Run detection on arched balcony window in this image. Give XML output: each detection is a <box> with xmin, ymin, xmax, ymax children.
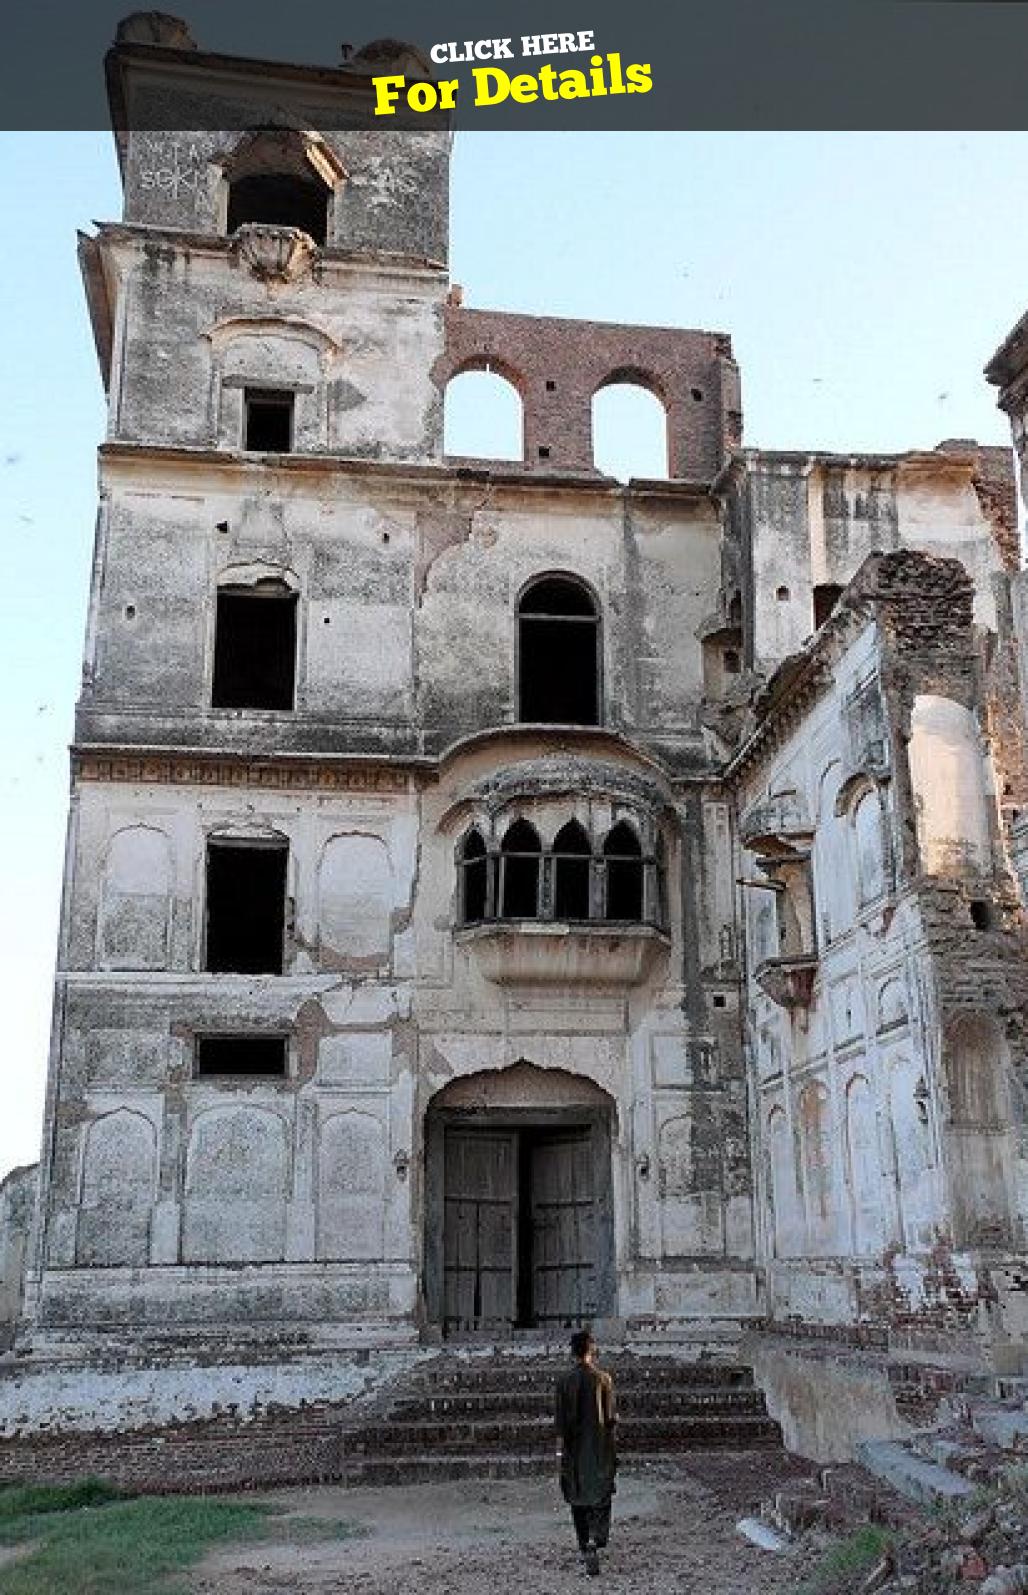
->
<box><xmin>552</xmin><ymin>820</ymin><xmax>592</xmax><ymax>920</ymax></box>
<box><xmin>602</xmin><ymin>821</ymin><xmax>643</xmax><ymax>921</ymax></box>
<box><xmin>458</xmin><ymin>828</ymin><xmax>489</xmax><ymax>924</ymax></box>
<box><xmin>517</xmin><ymin>576</ymin><xmax>600</xmax><ymax>726</ymax></box>
<box><xmin>456</xmin><ymin>814</ymin><xmax>662</xmax><ymax>931</ymax></box>
<box><xmin>499</xmin><ymin>819</ymin><xmax>541</xmax><ymax>919</ymax></box>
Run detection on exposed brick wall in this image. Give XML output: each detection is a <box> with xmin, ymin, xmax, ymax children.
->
<box><xmin>0</xmin><ymin>1401</ymin><xmax>354</xmax><ymax>1494</ymax></box>
<box><xmin>435</xmin><ymin>304</ymin><xmax>740</xmax><ymax>480</ymax></box>
<box><xmin>0</xmin><ymin>1356</ymin><xmax>781</xmax><ymax>1492</ymax></box>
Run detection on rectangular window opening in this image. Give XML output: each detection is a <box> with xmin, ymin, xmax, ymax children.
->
<box><xmin>196</xmin><ymin>1035</ymin><xmax>288</xmax><ymax>1078</ymax></box>
<box><xmin>244</xmin><ymin>388</ymin><xmax>295</xmax><ymax>453</ymax></box>
<box><xmin>211</xmin><ymin>588</ymin><xmax>297</xmax><ymax>710</ymax></box>
<box><xmin>205</xmin><ymin>839</ymin><xmax>287</xmax><ymax>974</ymax></box>
<box><xmin>813</xmin><ymin>582</ymin><xmax>844</xmax><ymax>631</ymax></box>
<box><xmin>519</xmin><ymin>617</ymin><xmax>599</xmax><ymax>725</ymax></box>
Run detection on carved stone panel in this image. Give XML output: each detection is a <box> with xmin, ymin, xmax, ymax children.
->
<box><xmin>182</xmin><ymin>1106</ymin><xmax>289</xmax><ymax>1263</ymax></box>
<box><xmin>77</xmin><ymin>1109</ymin><xmax>156</xmax><ymax>1267</ymax></box>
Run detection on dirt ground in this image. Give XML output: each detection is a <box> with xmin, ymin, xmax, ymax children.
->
<box><xmin>193</xmin><ymin>1451</ymin><xmax>824</xmax><ymax>1594</ymax></box>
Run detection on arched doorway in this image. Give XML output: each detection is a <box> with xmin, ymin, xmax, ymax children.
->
<box><xmin>424</xmin><ymin>1063</ymin><xmax>616</xmax><ymax>1335</ymax></box>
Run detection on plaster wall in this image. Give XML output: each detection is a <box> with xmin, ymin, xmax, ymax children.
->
<box><xmin>738</xmin><ymin>600</ymin><xmax>1028</xmax><ymax>1347</ymax></box>
<box><xmin>102</xmin><ymin>236</ymin><xmax>447</xmax><ymax>462</ymax></box>
<box><xmin>742</xmin><ymin>453</ymin><xmax>1011</xmax><ymax>673</ymax></box>
<box><xmin>82</xmin><ymin>457</ymin><xmax>721</xmax><ymax>771</ymax></box>
<box><xmin>0</xmin><ymin>1168</ymin><xmax>37</xmax><ymax>1345</ymax></box>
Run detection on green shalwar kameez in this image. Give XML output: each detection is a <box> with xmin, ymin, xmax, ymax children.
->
<box><xmin>554</xmin><ymin>1362</ymin><xmax>617</xmax><ymax>1552</ymax></box>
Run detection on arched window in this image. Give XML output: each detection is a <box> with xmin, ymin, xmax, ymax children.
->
<box><xmin>517</xmin><ymin>575</ymin><xmax>600</xmax><ymax>725</ymax></box>
<box><xmin>603</xmin><ymin>821</ymin><xmax>643</xmax><ymax>920</ymax></box>
<box><xmin>853</xmin><ymin>788</ymin><xmax>886</xmax><ymax>905</ymax></box>
<box><xmin>224</xmin><ymin>131</ymin><xmax>335</xmax><ymax>245</ymax></box>
<box><xmin>814</xmin><ymin>761</ymin><xmax>853</xmax><ymax>946</ymax></box>
<box><xmin>592</xmin><ymin>380</ymin><xmax>668</xmax><ymax>480</ymax></box>
<box><xmin>499</xmin><ymin>820</ymin><xmax>541</xmax><ymax>919</ymax></box>
<box><xmin>458</xmin><ymin>829</ymin><xmax>489</xmax><ymax>925</ymax></box>
<box><xmin>455</xmin><ymin>812</ymin><xmax>661</xmax><ymax>931</ymax></box>
<box><xmin>553</xmin><ymin>821</ymin><xmax>592</xmax><ymax>920</ymax></box>
<box><xmin>444</xmin><ymin>368</ymin><xmax>523</xmax><ymax>461</ymax></box>
<box><xmin>799</xmin><ymin>1080</ymin><xmax>833</xmax><ymax>1249</ymax></box>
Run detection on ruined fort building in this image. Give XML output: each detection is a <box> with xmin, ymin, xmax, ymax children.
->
<box><xmin>9</xmin><ymin>16</ymin><xmax>1028</xmax><ymax>1397</ymax></box>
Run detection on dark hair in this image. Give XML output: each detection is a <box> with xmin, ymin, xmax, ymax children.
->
<box><xmin>570</xmin><ymin>1328</ymin><xmax>595</xmax><ymax>1359</ymax></box>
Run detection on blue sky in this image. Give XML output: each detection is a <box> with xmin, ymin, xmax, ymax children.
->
<box><xmin>2</xmin><ymin>129</ymin><xmax>1027</xmax><ymax>1177</ymax></box>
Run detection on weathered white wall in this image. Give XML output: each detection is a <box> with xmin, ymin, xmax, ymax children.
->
<box><xmin>740</xmin><ymin>612</ymin><xmax>1028</xmax><ymax>1333</ymax></box>
<box><xmin>745</xmin><ymin>452</ymin><xmax>1008</xmax><ymax>673</ymax></box>
<box><xmin>909</xmin><ymin>695</ymin><xmax>992</xmax><ymax>878</ymax></box>
<box><xmin>36</xmin><ymin>458</ymin><xmax>755</xmax><ymax>1342</ymax></box>
<box><xmin>743</xmin><ymin>626</ymin><xmax>937</xmax><ymax>1313</ymax></box>
<box><xmin>0</xmin><ymin>1166</ymin><xmax>37</xmax><ymax>1343</ymax></box>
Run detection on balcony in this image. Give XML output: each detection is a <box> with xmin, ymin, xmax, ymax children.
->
<box><xmin>455</xmin><ymin>920</ymin><xmax>669</xmax><ymax>986</ymax></box>
<box><xmin>754</xmin><ymin>953</ymin><xmax>818</xmax><ymax>1012</ymax></box>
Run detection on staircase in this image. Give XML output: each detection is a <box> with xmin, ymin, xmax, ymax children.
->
<box><xmin>858</xmin><ymin>1384</ymin><xmax>1028</xmax><ymax>1506</ymax></box>
<box><xmin>339</xmin><ymin>1352</ymin><xmax>782</xmax><ymax>1484</ymax></box>
<box><xmin>0</xmin><ymin>1350</ymin><xmax>782</xmax><ymax>1494</ymax></box>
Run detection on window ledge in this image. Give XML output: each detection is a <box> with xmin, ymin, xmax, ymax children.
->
<box><xmin>454</xmin><ymin>920</ymin><xmax>669</xmax><ymax>986</ymax></box>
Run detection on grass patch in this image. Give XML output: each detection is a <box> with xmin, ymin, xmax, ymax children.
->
<box><xmin>0</xmin><ymin>1486</ymin><xmax>323</xmax><ymax>1595</ymax></box>
<box><xmin>0</xmin><ymin>1481</ymin><xmax>123</xmax><ymax>1523</ymax></box>
<box><xmin>0</xmin><ymin>1478</ymin><xmax>365</xmax><ymax>1594</ymax></box>
<box><xmin>794</xmin><ymin>1525</ymin><xmax>892</xmax><ymax>1595</ymax></box>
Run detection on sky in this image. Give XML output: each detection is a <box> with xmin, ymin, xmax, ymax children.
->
<box><xmin>2</xmin><ymin>129</ymin><xmax>1028</xmax><ymax>1179</ymax></box>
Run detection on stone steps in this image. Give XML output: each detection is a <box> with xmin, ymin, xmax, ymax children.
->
<box><xmin>969</xmin><ymin>1403</ymin><xmax>1028</xmax><ymax>1450</ymax></box>
<box><xmin>392</xmin><ymin>1385</ymin><xmax>766</xmax><ymax>1420</ymax></box>
<box><xmin>407</xmin><ymin>1358</ymin><xmax>754</xmax><ymax>1395</ymax></box>
<box><xmin>341</xmin><ymin>1352</ymin><xmax>782</xmax><ymax>1478</ymax></box>
<box><xmin>350</xmin><ymin>1412</ymin><xmax>780</xmax><ymax>1458</ymax></box>
<box><xmin>854</xmin><ymin>1387</ymin><xmax>1028</xmax><ymax>1518</ymax></box>
<box><xmin>339</xmin><ymin>1449</ymin><xmax>748</xmax><ymax>1487</ymax></box>
<box><xmin>856</xmin><ymin>1439</ymin><xmax>976</xmax><ymax>1505</ymax></box>
<box><xmin>0</xmin><ymin>1349</ymin><xmax>782</xmax><ymax>1493</ymax></box>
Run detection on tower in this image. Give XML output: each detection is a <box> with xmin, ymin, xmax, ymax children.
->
<box><xmin>27</xmin><ymin>14</ymin><xmax>755</xmax><ymax>1356</ymax></box>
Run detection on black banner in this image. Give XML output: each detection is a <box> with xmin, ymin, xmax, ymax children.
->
<box><xmin>4</xmin><ymin>1</ymin><xmax>1028</xmax><ymax>131</ymax></box>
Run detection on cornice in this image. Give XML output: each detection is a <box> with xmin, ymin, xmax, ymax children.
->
<box><xmin>97</xmin><ymin>441</ymin><xmax>717</xmax><ymax>504</ymax></box>
<box><xmin>72</xmin><ymin>737</ymin><xmax>728</xmax><ymax>797</ymax></box>
<box><xmin>89</xmin><ymin>223</ymin><xmax>449</xmax><ymax>282</ymax></box>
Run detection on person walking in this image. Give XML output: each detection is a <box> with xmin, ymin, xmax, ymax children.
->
<box><xmin>554</xmin><ymin>1328</ymin><xmax>617</xmax><ymax>1576</ymax></box>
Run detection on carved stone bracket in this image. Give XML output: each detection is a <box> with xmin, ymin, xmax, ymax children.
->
<box><xmin>739</xmin><ymin>794</ymin><xmax>813</xmax><ymax>858</ymax></box>
<box><xmin>755</xmin><ymin>954</ymin><xmax>818</xmax><ymax>1012</ymax></box>
<box><xmin>231</xmin><ymin>224</ymin><xmax>318</xmax><ymax>282</ymax></box>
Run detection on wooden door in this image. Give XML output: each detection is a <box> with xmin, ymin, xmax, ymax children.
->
<box><xmin>443</xmin><ymin>1129</ymin><xmax>517</xmax><ymax>1331</ymax></box>
<box><xmin>529</xmin><ymin>1130</ymin><xmax>597</xmax><ymax>1326</ymax></box>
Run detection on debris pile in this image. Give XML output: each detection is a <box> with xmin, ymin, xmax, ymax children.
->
<box><xmin>860</xmin><ymin>1468</ymin><xmax>1028</xmax><ymax>1592</ymax></box>
<box><xmin>748</xmin><ymin>1390</ymin><xmax>1028</xmax><ymax>1592</ymax></box>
